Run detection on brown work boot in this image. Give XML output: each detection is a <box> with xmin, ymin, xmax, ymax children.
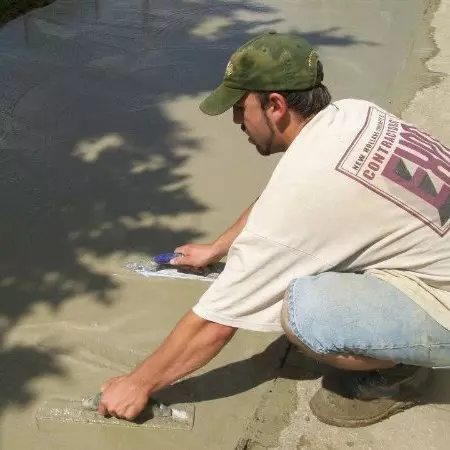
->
<box><xmin>309</xmin><ymin>364</ymin><xmax>431</xmax><ymax>427</ymax></box>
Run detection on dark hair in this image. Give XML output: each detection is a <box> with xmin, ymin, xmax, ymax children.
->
<box><xmin>258</xmin><ymin>83</ymin><xmax>331</xmax><ymax>119</ymax></box>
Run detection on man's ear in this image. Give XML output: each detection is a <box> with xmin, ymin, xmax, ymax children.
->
<box><xmin>266</xmin><ymin>93</ymin><xmax>288</xmax><ymax>124</ymax></box>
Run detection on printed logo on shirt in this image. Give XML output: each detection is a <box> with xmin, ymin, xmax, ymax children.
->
<box><xmin>336</xmin><ymin>106</ymin><xmax>450</xmax><ymax>236</ymax></box>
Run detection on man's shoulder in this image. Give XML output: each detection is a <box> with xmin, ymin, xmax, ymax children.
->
<box><xmin>332</xmin><ymin>98</ymin><xmax>380</xmax><ymax>110</ymax></box>
<box><xmin>316</xmin><ymin>98</ymin><xmax>400</xmax><ymax>130</ymax></box>
<box><xmin>298</xmin><ymin>99</ymin><xmax>385</xmax><ymax>137</ymax></box>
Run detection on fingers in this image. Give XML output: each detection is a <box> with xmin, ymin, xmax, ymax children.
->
<box><xmin>122</xmin><ymin>408</ymin><xmax>140</xmax><ymax>421</ymax></box>
<box><xmin>97</xmin><ymin>402</ymin><xmax>108</xmax><ymax>416</ymax></box>
<box><xmin>171</xmin><ymin>244</ymin><xmax>211</xmax><ymax>268</ymax></box>
<box><xmin>171</xmin><ymin>247</ymin><xmax>189</xmax><ymax>265</ymax></box>
<box><xmin>171</xmin><ymin>253</ymin><xmax>202</xmax><ymax>269</ymax></box>
<box><xmin>96</xmin><ymin>374</ymin><xmax>148</xmax><ymax>421</ymax></box>
<box><xmin>174</xmin><ymin>245</ymin><xmax>189</xmax><ymax>254</ymax></box>
<box><xmin>98</xmin><ymin>376</ymin><xmax>123</xmax><ymax>417</ymax></box>
<box><xmin>170</xmin><ymin>254</ymin><xmax>185</xmax><ymax>265</ymax></box>
<box><xmin>98</xmin><ymin>402</ymin><xmax>138</xmax><ymax>421</ymax></box>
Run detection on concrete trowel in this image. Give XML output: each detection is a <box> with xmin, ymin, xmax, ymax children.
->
<box><xmin>36</xmin><ymin>392</ymin><xmax>195</xmax><ymax>431</ymax></box>
<box><xmin>125</xmin><ymin>252</ymin><xmax>224</xmax><ymax>282</ymax></box>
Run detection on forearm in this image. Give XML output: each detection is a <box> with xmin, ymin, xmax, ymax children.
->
<box><xmin>131</xmin><ymin>311</ymin><xmax>236</xmax><ymax>395</ymax></box>
<box><xmin>212</xmin><ymin>197</ymin><xmax>258</xmax><ymax>257</ymax></box>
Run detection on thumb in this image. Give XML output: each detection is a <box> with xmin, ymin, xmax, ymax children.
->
<box><xmin>170</xmin><ymin>253</ymin><xmax>186</xmax><ymax>265</ymax></box>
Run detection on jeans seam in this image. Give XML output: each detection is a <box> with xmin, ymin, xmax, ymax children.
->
<box><xmin>346</xmin><ymin>343</ymin><xmax>450</xmax><ymax>351</ymax></box>
<box><xmin>344</xmin><ymin>344</ymin><xmax>436</xmax><ymax>351</ymax></box>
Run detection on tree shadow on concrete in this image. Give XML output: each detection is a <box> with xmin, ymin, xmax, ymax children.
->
<box><xmin>0</xmin><ymin>0</ymin><xmax>378</xmax><ymax>417</ymax></box>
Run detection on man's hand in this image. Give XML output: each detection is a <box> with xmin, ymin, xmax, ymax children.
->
<box><xmin>98</xmin><ymin>373</ymin><xmax>150</xmax><ymax>421</ymax></box>
<box><xmin>97</xmin><ymin>312</ymin><xmax>235</xmax><ymax>422</ymax></box>
<box><xmin>170</xmin><ymin>199</ymin><xmax>257</xmax><ymax>269</ymax></box>
<box><xmin>171</xmin><ymin>243</ymin><xmax>223</xmax><ymax>268</ymax></box>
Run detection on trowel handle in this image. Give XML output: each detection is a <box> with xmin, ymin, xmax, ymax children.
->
<box><xmin>82</xmin><ymin>392</ymin><xmax>174</xmax><ymax>418</ymax></box>
<box><xmin>153</xmin><ymin>252</ymin><xmax>183</xmax><ymax>265</ymax></box>
<box><xmin>82</xmin><ymin>392</ymin><xmax>103</xmax><ymax>411</ymax></box>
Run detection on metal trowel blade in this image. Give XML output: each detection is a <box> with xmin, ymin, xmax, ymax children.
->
<box><xmin>35</xmin><ymin>397</ymin><xmax>194</xmax><ymax>431</ymax></box>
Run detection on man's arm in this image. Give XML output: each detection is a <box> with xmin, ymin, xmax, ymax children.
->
<box><xmin>172</xmin><ymin>198</ymin><xmax>258</xmax><ymax>268</ymax></box>
<box><xmin>98</xmin><ymin>311</ymin><xmax>236</xmax><ymax>420</ymax></box>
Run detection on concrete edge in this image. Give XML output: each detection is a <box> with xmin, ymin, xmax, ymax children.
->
<box><xmin>390</xmin><ymin>0</ymin><xmax>442</xmax><ymax>116</ymax></box>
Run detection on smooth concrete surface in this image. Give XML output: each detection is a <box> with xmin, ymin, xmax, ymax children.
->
<box><xmin>0</xmin><ymin>0</ymin><xmax>446</xmax><ymax>449</ymax></box>
<box><xmin>1</xmin><ymin>275</ymin><xmax>289</xmax><ymax>449</ymax></box>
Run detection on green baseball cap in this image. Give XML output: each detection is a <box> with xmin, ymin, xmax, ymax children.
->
<box><xmin>200</xmin><ymin>32</ymin><xmax>324</xmax><ymax>116</ymax></box>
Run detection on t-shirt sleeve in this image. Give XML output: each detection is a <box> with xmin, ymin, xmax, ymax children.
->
<box><xmin>192</xmin><ymin>225</ymin><xmax>332</xmax><ymax>332</ymax></box>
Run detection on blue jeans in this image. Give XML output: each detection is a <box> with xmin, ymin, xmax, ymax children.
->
<box><xmin>284</xmin><ymin>272</ymin><xmax>450</xmax><ymax>368</ymax></box>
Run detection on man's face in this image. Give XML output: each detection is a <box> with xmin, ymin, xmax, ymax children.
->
<box><xmin>232</xmin><ymin>93</ymin><xmax>282</xmax><ymax>156</ymax></box>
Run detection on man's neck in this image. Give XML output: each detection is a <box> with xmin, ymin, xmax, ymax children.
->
<box><xmin>283</xmin><ymin>111</ymin><xmax>317</xmax><ymax>148</ymax></box>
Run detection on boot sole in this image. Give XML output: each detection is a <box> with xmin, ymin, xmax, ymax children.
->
<box><xmin>310</xmin><ymin>367</ymin><xmax>432</xmax><ymax>428</ymax></box>
<box><xmin>309</xmin><ymin>397</ymin><xmax>421</xmax><ymax>428</ymax></box>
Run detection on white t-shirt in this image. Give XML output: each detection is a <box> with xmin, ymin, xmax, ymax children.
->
<box><xmin>193</xmin><ymin>99</ymin><xmax>450</xmax><ymax>332</ymax></box>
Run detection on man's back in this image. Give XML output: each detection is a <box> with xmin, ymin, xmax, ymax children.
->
<box><xmin>195</xmin><ymin>99</ymin><xmax>450</xmax><ymax>331</ymax></box>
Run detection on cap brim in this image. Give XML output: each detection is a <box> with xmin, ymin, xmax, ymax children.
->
<box><xmin>199</xmin><ymin>84</ymin><xmax>246</xmax><ymax>116</ymax></box>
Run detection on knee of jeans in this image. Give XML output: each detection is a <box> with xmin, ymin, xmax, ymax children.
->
<box><xmin>281</xmin><ymin>284</ymin><xmax>308</xmax><ymax>348</ymax></box>
<box><xmin>285</xmin><ymin>277</ymin><xmax>341</xmax><ymax>354</ymax></box>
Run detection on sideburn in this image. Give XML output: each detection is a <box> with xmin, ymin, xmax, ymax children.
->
<box><xmin>262</xmin><ymin>109</ymin><xmax>276</xmax><ymax>152</ymax></box>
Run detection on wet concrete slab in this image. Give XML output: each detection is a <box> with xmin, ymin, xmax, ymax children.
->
<box><xmin>0</xmin><ymin>0</ymin><xmax>438</xmax><ymax>449</ymax></box>
<box><xmin>1</xmin><ymin>274</ymin><xmax>287</xmax><ymax>449</ymax></box>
